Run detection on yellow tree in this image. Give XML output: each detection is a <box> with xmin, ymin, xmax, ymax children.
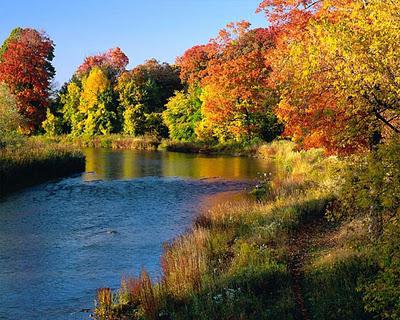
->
<box><xmin>80</xmin><ymin>67</ymin><xmax>110</xmax><ymax>112</ymax></box>
<box><xmin>270</xmin><ymin>0</ymin><xmax>400</xmax><ymax>153</ymax></box>
<box><xmin>78</xmin><ymin>67</ymin><xmax>116</xmax><ymax>135</ymax></box>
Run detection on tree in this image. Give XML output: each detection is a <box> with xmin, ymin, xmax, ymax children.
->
<box><xmin>163</xmin><ymin>88</ymin><xmax>203</xmax><ymax>141</ymax></box>
<box><xmin>76</xmin><ymin>47</ymin><xmax>129</xmax><ymax>80</ymax></box>
<box><xmin>267</xmin><ymin>0</ymin><xmax>400</xmax><ymax>153</ymax></box>
<box><xmin>199</xmin><ymin>22</ymin><xmax>280</xmax><ymax>142</ymax></box>
<box><xmin>176</xmin><ymin>44</ymin><xmax>216</xmax><ymax>86</ymax></box>
<box><xmin>0</xmin><ymin>28</ymin><xmax>55</xmax><ymax>131</ymax></box>
<box><xmin>76</xmin><ymin>67</ymin><xmax>117</xmax><ymax>135</ymax></box>
<box><xmin>42</xmin><ymin>108</ymin><xmax>63</xmax><ymax>136</ymax></box>
<box><xmin>0</xmin><ymin>84</ymin><xmax>25</xmax><ymax>144</ymax></box>
<box><xmin>60</xmin><ymin>81</ymin><xmax>82</xmax><ymax>134</ymax></box>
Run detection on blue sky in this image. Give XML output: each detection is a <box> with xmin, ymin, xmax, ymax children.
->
<box><xmin>0</xmin><ymin>0</ymin><xmax>267</xmax><ymax>86</ymax></box>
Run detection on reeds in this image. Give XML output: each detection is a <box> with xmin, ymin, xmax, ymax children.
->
<box><xmin>0</xmin><ymin>138</ymin><xmax>85</xmax><ymax>196</ymax></box>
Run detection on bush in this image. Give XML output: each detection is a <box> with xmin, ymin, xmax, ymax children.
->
<box><xmin>335</xmin><ymin>139</ymin><xmax>400</xmax><ymax>238</ymax></box>
<box><xmin>361</xmin><ymin>217</ymin><xmax>400</xmax><ymax>320</ymax></box>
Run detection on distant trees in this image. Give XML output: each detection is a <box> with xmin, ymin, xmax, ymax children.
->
<box><xmin>0</xmin><ymin>28</ymin><xmax>55</xmax><ymax>132</ymax></box>
<box><xmin>165</xmin><ymin>21</ymin><xmax>282</xmax><ymax>143</ymax></box>
<box><xmin>53</xmin><ymin>49</ymin><xmax>181</xmax><ymax>137</ymax></box>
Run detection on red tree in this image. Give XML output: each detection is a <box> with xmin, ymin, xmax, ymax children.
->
<box><xmin>0</xmin><ymin>28</ymin><xmax>55</xmax><ymax>131</ymax></box>
<box><xmin>76</xmin><ymin>47</ymin><xmax>129</xmax><ymax>79</ymax></box>
<box><xmin>176</xmin><ymin>44</ymin><xmax>216</xmax><ymax>86</ymax></box>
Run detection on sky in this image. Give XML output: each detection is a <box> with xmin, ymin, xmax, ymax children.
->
<box><xmin>0</xmin><ymin>0</ymin><xmax>267</xmax><ymax>86</ymax></box>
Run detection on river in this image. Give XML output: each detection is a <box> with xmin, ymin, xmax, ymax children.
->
<box><xmin>0</xmin><ymin>149</ymin><xmax>271</xmax><ymax>320</ymax></box>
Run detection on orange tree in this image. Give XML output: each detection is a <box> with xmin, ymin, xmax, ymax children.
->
<box><xmin>259</xmin><ymin>0</ymin><xmax>400</xmax><ymax>154</ymax></box>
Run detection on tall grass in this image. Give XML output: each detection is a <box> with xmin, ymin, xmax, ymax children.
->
<box><xmin>94</xmin><ymin>140</ymin><xmax>341</xmax><ymax>319</ymax></box>
<box><xmin>39</xmin><ymin>134</ymin><xmax>161</xmax><ymax>150</ymax></box>
<box><xmin>160</xmin><ymin>139</ymin><xmax>261</xmax><ymax>156</ymax></box>
<box><xmin>0</xmin><ymin>137</ymin><xmax>85</xmax><ymax>196</ymax></box>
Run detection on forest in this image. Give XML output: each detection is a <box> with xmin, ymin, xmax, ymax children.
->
<box><xmin>0</xmin><ymin>0</ymin><xmax>399</xmax><ymax>319</ymax></box>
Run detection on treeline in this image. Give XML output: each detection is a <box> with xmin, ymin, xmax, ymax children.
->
<box><xmin>0</xmin><ymin>24</ymin><xmax>283</xmax><ymax>144</ymax></box>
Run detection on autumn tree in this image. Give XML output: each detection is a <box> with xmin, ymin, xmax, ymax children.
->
<box><xmin>77</xmin><ymin>67</ymin><xmax>117</xmax><ymax>135</ymax></box>
<box><xmin>76</xmin><ymin>47</ymin><xmax>129</xmax><ymax>80</ymax></box>
<box><xmin>264</xmin><ymin>0</ymin><xmax>400</xmax><ymax>153</ymax></box>
<box><xmin>0</xmin><ymin>84</ymin><xmax>26</xmax><ymax>144</ymax></box>
<box><xmin>198</xmin><ymin>22</ymin><xmax>281</xmax><ymax>142</ymax></box>
<box><xmin>0</xmin><ymin>28</ymin><xmax>55</xmax><ymax>131</ymax></box>
<box><xmin>176</xmin><ymin>44</ymin><xmax>216</xmax><ymax>86</ymax></box>
<box><xmin>58</xmin><ymin>48</ymin><xmax>129</xmax><ymax>135</ymax></box>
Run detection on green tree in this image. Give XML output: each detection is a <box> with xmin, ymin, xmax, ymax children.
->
<box><xmin>163</xmin><ymin>88</ymin><xmax>202</xmax><ymax>141</ymax></box>
<box><xmin>42</xmin><ymin>108</ymin><xmax>63</xmax><ymax>136</ymax></box>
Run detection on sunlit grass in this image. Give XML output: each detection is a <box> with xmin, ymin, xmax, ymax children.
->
<box><xmin>94</xmin><ymin>140</ymin><xmax>339</xmax><ymax>319</ymax></box>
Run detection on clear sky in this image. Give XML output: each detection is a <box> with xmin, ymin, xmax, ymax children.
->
<box><xmin>0</xmin><ymin>0</ymin><xmax>267</xmax><ymax>86</ymax></box>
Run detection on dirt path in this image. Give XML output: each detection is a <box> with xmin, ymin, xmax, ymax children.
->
<box><xmin>288</xmin><ymin>218</ymin><xmax>331</xmax><ymax>320</ymax></box>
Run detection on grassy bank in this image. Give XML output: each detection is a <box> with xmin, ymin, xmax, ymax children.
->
<box><xmin>160</xmin><ymin>140</ymin><xmax>262</xmax><ymax>156</ymax></box>
<box><xmin>41</xmin><ymin>134</ymin><xmax>161</xmax><ymax>151</ymax></box>
<box><xmin>93</xmin><ymin>141</ymin><xmax>375</xmax><ymax>320</ymax></box>
<box><xmin>0</xmin><ymin>137</ymin><xmax>85</xmax><ymax>197</ymax></box>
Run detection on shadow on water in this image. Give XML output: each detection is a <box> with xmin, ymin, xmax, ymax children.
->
<box><xmin>0</xmin><ymin>149</ymin><xmax>272</xmax><ymax>320</ymax></box>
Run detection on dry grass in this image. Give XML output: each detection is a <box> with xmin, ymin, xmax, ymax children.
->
<box><xmin>93</xmin><ymin>141</ymin><xmax>342</xmax><ymax>320</ymax></box>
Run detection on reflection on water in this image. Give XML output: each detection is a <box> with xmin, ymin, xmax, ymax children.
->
<box><xmin>0</xmin><ymin>149</ymin><xmax>272</xmax><ymax>320</ymax></box>
<box><xmin>83</xmin><ymin>148</ymin><xmax>272</xmax><ymax>181</ymax></box>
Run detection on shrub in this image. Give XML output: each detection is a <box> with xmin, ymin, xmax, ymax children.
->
<box><xmin>361</xmin><ymin>217</ymin><xmax>400</xmax><ymax>320</ymax></box>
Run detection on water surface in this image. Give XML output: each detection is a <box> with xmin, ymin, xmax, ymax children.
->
<box><xmin>0</xmin><ymin>149</ymin><xmax>271</xmax><ymax>320</ymax></box>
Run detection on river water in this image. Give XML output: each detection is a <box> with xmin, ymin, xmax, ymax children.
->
<box><xmin>0</xmin><ymin>149</ymin><xmax>271</xmax><ymax>320</ymax></box>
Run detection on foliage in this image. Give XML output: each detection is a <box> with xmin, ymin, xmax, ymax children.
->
<box><xmin>123</xmin><ymin>104</ymin><xmax>147</xmax><ymax>136</ymax></box>
<box><xmin>67</xmin><ymin>67</ymin><xmax>118</xmax><ymax>136</ymax></box>
<box><xmin>361</xmin><ymin>218</ymin><xmax>400</xmax><ymax>320</ymax></box>
<box><xmin>0</xmin><ymin>28</ymin><xmax>55</xmax><ymax>131</ymax></box>
<box><xmin>42</xmin><ymin>109</ymin><xmax>63</xmax><ymax>136</ymax></box>
<box><xmin>163</xmin><ymin>88</ymin><xmax>202</xmax><ymax>141</ymax></box>
<box><xmin>60</xmin><ymin>81</ymin><xmax>82</xmax><ymax>133</ymax></box>
<box><xmin>176</xmin><ymin>44</ymin><xmax>215</xmax><ymax>86</ymax></box>
<box><xmin>76</xmin><ymin>47</ymin><xmax>129</xmax><ymax>80</ymax></box>
<box><xmin>200</xmin><ymin>22</ymin><xmax>280</xmax><ymax>142</ymax></box>
<box><xmin>264</xmin><ymin>0</ymin><xmax>400</xmax><ymax>153</ymax></box>
<box><xmin>117</xmin><ymin>59</ymin><xmax>181</xmax><ymax>114</ymax></box>
<box><xmin>175</xmin><ymin>22</ymin><xmax>282</xmax><ymax>143</ymax></box>
<box><xmin>335</xmin><ymin>140</ymin><xmax>400</xmax><ymax>237</ymax></box>
<box><xmin>144</xmin><ymin>112</ymin><xmax>168</xmax><ymax>139</ymax></box>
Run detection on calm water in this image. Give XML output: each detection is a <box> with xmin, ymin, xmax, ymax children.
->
<box><xmin>0</xmin><ymin>149</ymin><xmax>271</xmax><ymax>320</ymax></box>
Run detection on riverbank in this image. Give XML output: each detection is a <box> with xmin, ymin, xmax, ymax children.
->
<box><xmin>39</xmin><ymin>134</ymin><xmax>161</xmax><ymax>151</ymax></box>
<box><xmin>160</xmin><ymin>140</ymin><xmax>261</xmax><ymax>156</ymax></box>
<box><xmin>0</xmin><ymin>137</ymin><xmax>85</xmax><ymax>197</ymax></box>
<box><xmin>93</xmin><ymin>142</ymin><xmax>375</xmax><ymax>319</ymax></box>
